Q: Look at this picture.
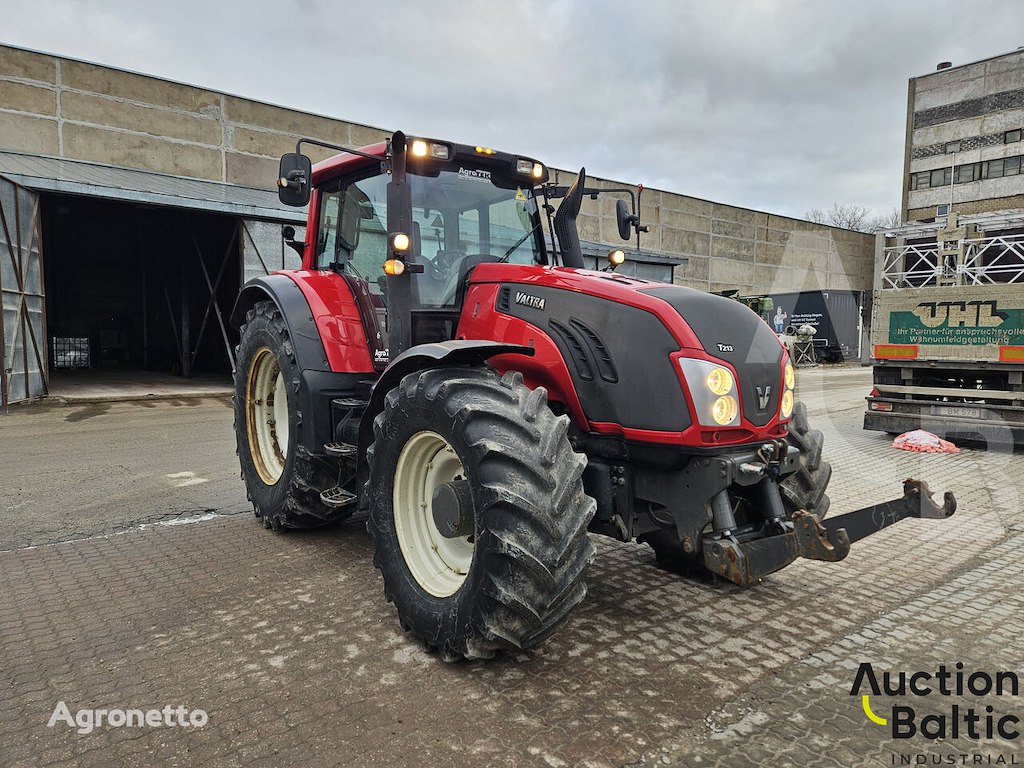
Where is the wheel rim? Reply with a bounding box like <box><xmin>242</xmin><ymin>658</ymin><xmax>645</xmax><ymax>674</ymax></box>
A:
<box><xmin>393</xmin><ymin>431</ymin><xmax>474</xmax><ymax>598</ymax></box>
<box><xmin>246</xmin><ymin>347</ymin><xmax>289</xmax><ymax>485</ymax></box>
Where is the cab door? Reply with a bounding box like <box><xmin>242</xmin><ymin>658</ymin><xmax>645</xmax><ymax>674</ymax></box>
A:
<box><xmin>313</xmin><ymin>171</ymin><xmax>390</xmax><ymax>370</ymax></box>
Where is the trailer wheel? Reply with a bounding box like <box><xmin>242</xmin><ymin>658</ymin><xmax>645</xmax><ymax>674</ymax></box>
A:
<box><xmin>779</xmin><ymin>400</ymin><xmax>832</xmax><ymax>519</ymax></box>
<box><xmin>366</xmin><ymin>367</ymin><xmax>596</xmax><ymax>661</ymax></box>
<box><xmin>233</xmin><ymin>300</ymin><xmax>348</xmax><ymax>530</ymax></box>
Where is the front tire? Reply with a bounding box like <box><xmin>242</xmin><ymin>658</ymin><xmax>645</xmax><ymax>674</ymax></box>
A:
<box><xmin>233</xmin><ymin>300</ymin><xmax>350</xmax><ymax>530</ymax></box>
<box><xmin>366</xmin><ymin>367</ymin><xmax>596</xmax><ymax>661</ymax></box>
<box><xmin>779</xmin><ymin>400</ymin><xmax>831</xmax><ymax>519</ymax></box>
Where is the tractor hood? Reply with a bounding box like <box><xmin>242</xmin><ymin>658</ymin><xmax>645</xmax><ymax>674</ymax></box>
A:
<box><xmin>467</xmin><ymin>264</ymin><xmax>788</xmax><ymax>438</ymax></box>
<box><xmin>640</xmin><ymin>285</ymin><xmax>786</xmax><ymax>427</ymax></box>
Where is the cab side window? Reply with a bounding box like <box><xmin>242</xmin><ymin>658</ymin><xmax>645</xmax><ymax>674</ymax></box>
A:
<box><xmin>315</xmin><ymin>173</ymin><xmax>389</xmax><ymax>296</ymax></box>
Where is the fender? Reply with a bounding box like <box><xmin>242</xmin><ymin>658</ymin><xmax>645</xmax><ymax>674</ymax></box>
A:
<box><xmin>233</xmin><ymin>274</ymin><xmax>368</xmax><ymax>458</ymax></box>
<box><xmin>357</xmin><ymin>340</ymin><xmax>535</xmax><ymax>469</ymax></box>
<box><xmin>230</xmin><ymin>274</ymin><xmax>331</xmax><ymax>372</ymax></box>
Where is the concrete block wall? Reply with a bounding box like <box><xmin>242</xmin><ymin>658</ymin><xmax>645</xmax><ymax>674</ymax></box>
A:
<box><xmin>572</xmin><ymin>174</ymin><xmax>872</xmax><ymax>293</ymax></box>
<box><xmin>0</xmin><ymin>45</ymin><xmax>391</xmax><ymax>186</ymax></box>
<box><xmin>0</xmin><ymin>44</ymin><xmax>873</xmax><ymax>295</ymax></box>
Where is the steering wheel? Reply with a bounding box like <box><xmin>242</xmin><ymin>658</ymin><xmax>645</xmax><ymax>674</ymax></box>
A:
<box><xmin>428</xmin><ymin>249</ymin><xmax>465</xmax><ymax>282</ymax></box>
<box><xmin>439</xmin><ymin>253</ymin><xmax>496</xmax><ymax>306</ymax></box>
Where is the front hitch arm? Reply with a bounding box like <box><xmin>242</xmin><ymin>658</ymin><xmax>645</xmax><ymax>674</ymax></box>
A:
<box><xmin>817</xmin><ymin>478</ymin><xmax>956</xmax><ymax>547</ymax></box>
<box><xmin>703</xmin><ymin>479</ymin><xmax>956</xmax><ymax>586</ymax></box>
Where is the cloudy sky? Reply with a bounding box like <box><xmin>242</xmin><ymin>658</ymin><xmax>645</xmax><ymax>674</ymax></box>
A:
<box><xmin>3</xmin><ymin>1</ymin><xmax>1024</xmax><ymax>220</ymax></box>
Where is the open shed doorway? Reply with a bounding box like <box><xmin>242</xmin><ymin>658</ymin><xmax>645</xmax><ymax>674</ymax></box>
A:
<box><xmin>42</xmin><ymin>195</ymin><xmax>241</xmax><ymax>395</ymax></box>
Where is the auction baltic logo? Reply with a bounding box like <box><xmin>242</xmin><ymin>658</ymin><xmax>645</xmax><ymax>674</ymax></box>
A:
<box><xmin>851</xmin><ymin>662</ymin><xmax>1020</xmax><ymax>765</ymax></box>
<box><xmin>48</xmin><ymin>701</ymin><xmax>208</xmax><ymax>735</ymax></box>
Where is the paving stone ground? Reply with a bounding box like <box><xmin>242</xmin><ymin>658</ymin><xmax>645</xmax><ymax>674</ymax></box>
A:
<box><xmin>1</xmin><ymin>367</ymin><xmax>1021</xmax><ymax>767</ymax></box>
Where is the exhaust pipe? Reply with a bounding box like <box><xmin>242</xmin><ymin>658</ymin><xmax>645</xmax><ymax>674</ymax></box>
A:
<box><xmin>553</xmin><ymin>167</ymin><xmax>586</xmax><ymax>268</ymax></box>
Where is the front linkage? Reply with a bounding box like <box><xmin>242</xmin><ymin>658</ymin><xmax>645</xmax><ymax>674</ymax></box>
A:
<box><xmin>704</xmin><ymin>480</ymin><xmax>957</xmax><ymax>586</ymax></box>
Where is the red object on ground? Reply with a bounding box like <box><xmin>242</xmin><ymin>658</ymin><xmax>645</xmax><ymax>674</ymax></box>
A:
<box><xmin>892</xmin><ymin>429</ymin><xmax>961</xmax><ymax>453</ymax></box>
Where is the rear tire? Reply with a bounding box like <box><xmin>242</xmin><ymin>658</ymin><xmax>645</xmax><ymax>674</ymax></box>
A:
<box><xmin>366</xmin><ymin>367</ymin><xmax>596</xmax><ymax>661</ymax></box>
<box><xmin>233</xmin><ymin>300</ymin><xmax>351</xmax><ymax>530</ymax></box>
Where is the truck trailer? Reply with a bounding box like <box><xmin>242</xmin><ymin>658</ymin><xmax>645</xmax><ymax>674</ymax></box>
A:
<box><xmin>865</xmin><ymin>212</ymin><xmax>1024</xmax><ymax>446</ymax></box>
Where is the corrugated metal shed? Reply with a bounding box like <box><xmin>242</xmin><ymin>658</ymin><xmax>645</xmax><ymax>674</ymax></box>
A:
<box><xmin>0</xmin><ymin>151</ymin><xmax>305</xmax><ymax>223</ymax></box>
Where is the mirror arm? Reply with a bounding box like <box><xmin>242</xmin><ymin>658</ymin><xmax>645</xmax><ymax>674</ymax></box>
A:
<box><xmin>545</xmin><ymin>184</ymin><xmax>636</xmax><ymax>212</ymax></box>
<box><xmin>295</xmin><ymin>138</ymin><xmax>391</xmax><ymax>174</ymax></box>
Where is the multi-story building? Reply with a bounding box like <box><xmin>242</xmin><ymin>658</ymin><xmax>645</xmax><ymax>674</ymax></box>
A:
<box><xmin>903</xmin><ymin>49</ymin><xmax>1024</xmax><ymax>223</ymax></box>
<box><xmin>886</xmin><ymin>49</ymin><xmax>1024</xmax><ymax>287</ymax></box>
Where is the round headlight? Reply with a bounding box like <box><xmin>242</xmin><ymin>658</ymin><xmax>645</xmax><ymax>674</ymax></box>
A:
<box><xmin>712</xmin><ymin>395</ymin><xmax>738</xmax><ymax>425</ymax></box>
<box><xmin>390</xmin><ymin>232</ymin><xmax>410</xmax><ymax>253</ymax></box>
<box><xmin>706</xmin><ymin>367</ymin><xmax>734</xmax><ymax>396</ymax></box>
<box><xmin>784</xmin><ymin>362</ymin><xmax>795</xmax><ymax>390</ymax></box>
<box><xmin>780</xmin><ymin>390</ymin><xmax>795</xmax><ymax>419</ymax></box>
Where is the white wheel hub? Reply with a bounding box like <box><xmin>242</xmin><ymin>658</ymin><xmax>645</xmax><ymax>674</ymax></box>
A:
<box><xmin>247</xmin><ymin>347</ymin><xmax>290</xmax><ymax>485</ymax></box>
<box><xmin>393</xmin><ymin>431</ymin><xmax>474</xmax><ymax>597</ymax></box>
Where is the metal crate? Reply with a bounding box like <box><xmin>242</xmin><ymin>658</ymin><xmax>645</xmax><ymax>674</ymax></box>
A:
<box><xmin>52</xmin><ymin>337</ymin><xmax>91</xmax><ymax>369</ymax></box>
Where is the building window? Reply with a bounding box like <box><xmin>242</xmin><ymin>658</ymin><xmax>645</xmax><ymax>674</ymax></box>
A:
<box><xmin>1005</xmin><ymin>129</ymin><xmax>1022</xmax><ymax>144</ymax></box>
<box><xmin>930</xmin><ymin>168</ymin><xmax>951</xmax><ymax>187</ymax></box>
<box><xmin>986</xmin><ymin>158</ymin><xmax>1004</xmax><ymax>178</ymax></box>
<box><xmin>945</xmin><ymin>141</ymin><xmax>961</xmax><ymax>153</ymax></box>
<box><xmin>955</xmin><ymin>163</ymin><xmax>977</xmax><ymax>183</ymax></box>
<box><xmin>909</xmin><ymin>156</ymin><xmax>1020</xmax><ymax>190</ymax></box>
<box><xmin>910</xmin><ymin>171</ymin><xmax>932</xmax><ymax>190</ymax></box>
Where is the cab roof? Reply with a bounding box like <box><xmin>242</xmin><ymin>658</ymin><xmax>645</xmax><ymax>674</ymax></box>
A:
<box><xmin>311</xmin><ymin>141</ymin><xmax>388</xmax><ymax>184</ymax></box>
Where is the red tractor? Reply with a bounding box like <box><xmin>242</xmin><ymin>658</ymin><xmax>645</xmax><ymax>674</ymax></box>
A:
<box><xmin>231</xmin><ymin>132</ymin><xmax>954</xmax><ymax>661</ymax></box>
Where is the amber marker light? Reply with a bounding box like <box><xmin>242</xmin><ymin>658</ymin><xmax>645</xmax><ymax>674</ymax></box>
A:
<box><xmin>383</xmin><ymin>259</ymin><xmax>405</xmax><ymax>276</ymax></box>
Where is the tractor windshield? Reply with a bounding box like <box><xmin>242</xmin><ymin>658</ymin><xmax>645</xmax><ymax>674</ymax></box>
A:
<box><xmin>409</xmin><ymin>165</ymin><xmax>545</xmax><ymax>306</ymax></box>
<box><xmin>316</xmin><ymin>165</ymin><xmax>544</xmax><ymax>309</ymax></box>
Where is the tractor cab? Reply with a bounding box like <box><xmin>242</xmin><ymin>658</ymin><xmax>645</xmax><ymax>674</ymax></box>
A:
<box><xmin>278</xmin><ymin>133</ymin><xmax>551</xmax><ymax>358</ymax></box>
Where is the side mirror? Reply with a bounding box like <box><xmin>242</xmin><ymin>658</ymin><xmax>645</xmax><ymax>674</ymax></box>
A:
<box><xmin>616</xmin><ymin>199</ymin><xmax>635</xmax><ymax>241</ymax></box>
<box><xmin>277</xmin><ymin>153</ymin><xmax>312</xmax><ymax>207</ymax></box>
